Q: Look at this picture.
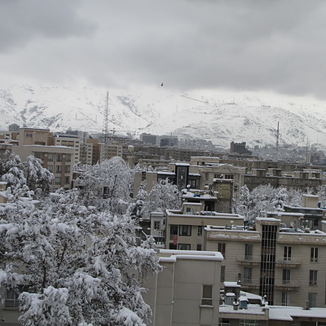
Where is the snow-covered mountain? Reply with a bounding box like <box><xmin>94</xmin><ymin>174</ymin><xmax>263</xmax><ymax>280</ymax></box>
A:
<box><xmin>1</xmin><ymin>84</ymin><xmax>326</xmax><ymax>149</ymax></box>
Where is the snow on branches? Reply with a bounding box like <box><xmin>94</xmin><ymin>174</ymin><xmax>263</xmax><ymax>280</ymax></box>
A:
<box><xmin>0</xmin><ymin>189</ymin><xmax>160</xmax><ymax>325</ymax></box>
<box><xmin>234</xmin><ymin>184</ymin><xmax>303</xmax><ymax>221</ymax></box>
<box><xmin>76</xmin><ymin>157</ymin><xmax>133</xmax><ymax>215</ymax></box>
<box><xmin>0</xmin><ymin>152</ymin><xmax>53</xmax><ymax>196</ymax></box>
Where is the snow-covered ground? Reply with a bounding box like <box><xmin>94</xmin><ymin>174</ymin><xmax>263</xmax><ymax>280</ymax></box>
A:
<box><xmin>1</xmin><ymin>84</ymin><xmax>326</xmax><ymax>148</ymax></box>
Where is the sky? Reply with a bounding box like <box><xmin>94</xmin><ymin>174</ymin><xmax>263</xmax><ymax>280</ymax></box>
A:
<box><xmin>1</xmin><ymin>0</ymin><xmax>326</xmax><ymax>99</ymax></box>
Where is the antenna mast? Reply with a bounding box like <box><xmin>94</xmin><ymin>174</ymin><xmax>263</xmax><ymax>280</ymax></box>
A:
<box><xmin>276</xmin><ymin>121</ymin><xmax>280</xmax><ymax>161</ymax></box>
<box><xmin>103</xmin><ymin>91</ymin><xmax>109</xmax><ymax>144</ymax></box>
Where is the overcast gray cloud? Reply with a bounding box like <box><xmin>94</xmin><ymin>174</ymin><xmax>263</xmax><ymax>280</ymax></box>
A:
<box><xmin>0</xmin><ymin>0</ymin><xmax>326</xmax><ymax>98</ymax></box>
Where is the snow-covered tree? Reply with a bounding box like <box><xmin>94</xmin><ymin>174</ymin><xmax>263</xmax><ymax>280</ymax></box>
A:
<box><xmin>24</xmin><ymin>155</ymin><xmax>54</xmax><ymax>193</ymax></box>
<box><xmin>0</xmin><ymin>152</ymin><xmax>26</xmax><ymax>190</ymax></box>
<box><xmin>76</xmin><ymin>157</ymin><xmax>133</xmax><ymax>214</ymax></box>
<box><xmin>0</xmin><ymin>188</ymin><xmax>160</xmax><ymax>326</ymax></box>
<box><xmin>146</xmin><ymin>179</ymin><xmax>181</xmax><ymax>213</ymax></box>
<box><xmin>130</xmin><ymin>185</ymin><xmax>148</xmax><ymax>220</ymax></box>
<box><xmin>235</xmin><ymin>185</ymin><xmax>303</xmax><ymax>221</ymax></box>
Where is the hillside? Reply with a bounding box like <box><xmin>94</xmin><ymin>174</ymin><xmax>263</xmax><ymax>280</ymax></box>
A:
<box><xmin>1</xmin><ymin>84</ymin><xmax>326</xmax><ymax>148</ymax></box>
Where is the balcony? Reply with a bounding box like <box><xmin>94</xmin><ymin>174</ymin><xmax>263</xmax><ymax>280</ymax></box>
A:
<box><xmin>275</xmin><ymin>281</ymin><xmax>299</xmax><ymax>291</ymax></box>
<box><xmin>275</xmin><ymin>260</ymin><xmax>301</xmax><ymax>268</ymax></box>
<box><xmin>237</xmin><ymin>256</ymin><xmax>260</xmax><ymax>266</ymax></box>
<box><xmin>152</xmin><ymin>230</ymin><xmax>165</xmax><ymax>237</ymax></box>
<box><xmin>241</xmin><ymin>279</ymin><xmax>259</xmax><ymax>290</ymax></box>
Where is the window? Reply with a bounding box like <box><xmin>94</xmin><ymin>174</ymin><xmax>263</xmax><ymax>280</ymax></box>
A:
<box><xmin>311</xmin><ymin>248</ymin><xmax>318</xmax><ymax>262</ymax></box>
<box><xmin>281</xmin><ymin>291</ymin><xmax>289</xmax><ymax>306</ymax></box>
<box><xmin>141</xmin><ymin>171</ymin><xmax>146</xmax><ymax>181</ymax></box>
<box><xmin>56</xmin><ymin>165</ymin><xmax>62</xmax><ymax>173</ymax></box>
<box><xmin>309</xmin><ymin>270</ymin><xmax>318</xmax><ymax>286</ymax></box>
<box><xmin>55</xmin><ymin>177</ymin><xmax>61</xmax><ymax>185</ymax></box>
<box><xmin>179</xmin><ymin>225</ymin><xmax>192</xmax><ymax>236</ymax></box>
<box><xmin>225</xmin><ymin>174</ymin><xmax>234</xmax><ymax>180</ymax></box>
<box><xmin>189</xmin><ymin>179</ymin><xmax>197</xmax><ymax>188</ymax></box>
<box><xmin>177</xmin><ymin>243</ymin><xmax>191</xmax><ymax>250</ymax></box>
<box><xmin>245</xmin><ymin>244</ymin><xmax>253</xmax><ymax>260</ymax></box>
<box><xmin>220</xmin><ymin>266</ymin><xmax>225</xmax><ymax>282</ymax></box>
<box><xmin>284</xmin><ymin>246</ymin><xmax>292</xmax><ymax>261</ymax></box>
<box><xmin>239</xmin><ymin>321</ymin><xmax>259</xmax><ymax>326</ymax></box>
<box><xmin>170</xmin><ymin>225</ymin><xmax>178</xmax><ymax>235</ymax></box>
<box><xmin>197</xmin><ymin>244</ymin><xmax>202</xmax><ymax>251</ymax></box>
<box><xmin>65</xmin><ymin>165</ymin><xmax>70</xmax><ymax>173</ymax></box>
<box><xmin>186</xmin><ymin>207</ymin><xmax>191</xmax><ymax>213</ymax></box>
<box><xmin>5</xmin><ymin>288</ymin><xmax>19</xmax><ymax>308</ymax></box>
<box><xmin>243</xmin><ymin>267</ymin><xmax>252</xmax><ymax>283</ymax></box>
<box><xmin>308</xmin><ymin>292</ymin><xmax>317</xmax><ymax>307</ymax></box>
<box><xmin>201</xmin><ymin>285</ymin><xmax>213</xmax><ymax>305</ymax></box>
<box><xmin>154</xmin><ymin>221</ymin><xmax>160</xmax><ymax>230</ymax></box>
<box><xmin>169</xmin><ymin>243</ymin><xmax>177</xmax><ymax>249</ymax></box>
<box><xmin>282</xmin><ymin>269</ymin><xmax>291</xmax><ymax>284</ymax></box>
<box><xmin>65</xmin><ymin>176</ymin><xmax>70</xmax><ymax>185</ymax></box>
<box><xmin>197</xmin><ymin>226</ymin><xmax>203</xmax><ymax>236</ymax></box>
<box><xmin>218</xmin><ymin>243</ymin><xmax>226</xmax><ymax>258</ymax></box>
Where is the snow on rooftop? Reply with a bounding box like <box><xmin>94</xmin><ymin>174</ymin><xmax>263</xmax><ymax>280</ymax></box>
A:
<box><xmin>266</xmin><ymin>211</ymin><xmax>304</xmax><ymax>216</ymax></box>
<box><xmin>183</xmin><ymin>202</ymin><xmax>202</xmax><ymax>206</ymax></box>
<box><xmin>159</xmin><ymin>249</ymin><xmax>223</xmax><ymax>261</ymax></box>
<box><xmin>224</xmin><ymin>281</ymin><xmax>240</xmax><ymax>288</ymax></box>
<box><xmin>182</xmin><ymin>193</ymin><xmax>217</xmax><ymax>200</ymax></box>
<box><xmin>157</xmin><ymin>171</ymin><xmax>175</xmax><ymax>175</ymax></box>
<box><xmin>268</xmin><ymin>306</ymin><xmax>326</xmax><ymax>321</ymax></box>
<box><xmin>256</xmin><ymin>217</ymin><xmax>281</xmax><ymax>222</ymax></box>
<box><xmin>175</xmin><ymin>163</ymin><xmax>190</xmax><ymax>166</ymax></box>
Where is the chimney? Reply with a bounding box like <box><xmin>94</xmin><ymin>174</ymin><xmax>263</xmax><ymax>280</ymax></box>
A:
<box><xmin>233</xmin><ymin>299</ymin><xmax>239</xmax><ymax>311</ymax></box>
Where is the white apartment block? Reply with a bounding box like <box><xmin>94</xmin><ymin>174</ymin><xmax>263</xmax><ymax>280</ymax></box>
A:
<box><xmin>143</xmin><ymin>249</ymin><xmax>223</xmax><ymax>326</ymax></box>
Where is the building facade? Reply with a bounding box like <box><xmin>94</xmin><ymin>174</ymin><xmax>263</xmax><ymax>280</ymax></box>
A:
<box><xmin>205</xmin><ymin>217</ymin><xmax>326</xmax><ymax>308</ymax></box>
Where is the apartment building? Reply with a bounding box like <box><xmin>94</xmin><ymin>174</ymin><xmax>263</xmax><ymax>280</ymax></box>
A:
<box><xmin>13</xmin><ymin>145</ymin><xmax>74</xmax><ymax>189</ymax></box>
<box><xmin>17</xmin><ymin>128</ymin><xmax>53</xmax><ymax>146</ymax></box>
<box><xmin>166</xmin><ymin>203</ymin><xmax>244</xmax><ymax>251</ymax></box>
<box><xmin>143</xmin><ymin>249</ymin><xmax>223</xmax><ymax>326</ymax></box>
<box><xmin>54</xmin><ymin>134</ymin><xmax>80</xmax><ymax>165</ymax></box>
<box><xmin>205</xmin><ymin>217</ymin><xmax>326</xmax><ymax>308</ymax></box>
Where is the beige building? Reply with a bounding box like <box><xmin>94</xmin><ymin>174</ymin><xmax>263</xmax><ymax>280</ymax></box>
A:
<box><xmin>143</xmin><ymin>249</ymin><xmax>223</xmax><ymax>326</ymax></box>
<box><xmin>80</xmin><ymin>141</ymin><xmax>93</xmax><ymax>165</ymax></box>
<box><xmin>13</xmin><ymin>145</ymin><xmax>74</xmax><ymax>189</ymax></box>
<box><xmin>54</xmin><ymin>134</ymin><xmax>80</xmax><ymax>165</ymax></box>
<box><xmin>166</xmin><ymin>203</ymin><xmax>244</xmax><ymax>251</ymax></box>
<box><xmin>17</xmin><ymin>128</ymin><xmax>53</xmax><ymax>146</ymax></box>
<box><xmin>205</xmin><ymin>217</ymin><xmax>326</xmax><ymax>308</ymax></box>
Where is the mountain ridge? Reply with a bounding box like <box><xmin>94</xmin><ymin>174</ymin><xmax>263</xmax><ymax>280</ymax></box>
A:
<box><xmin>1</xmin><ymin>84</ymin><xmax>326</xmax><ymax>149</ymax></box>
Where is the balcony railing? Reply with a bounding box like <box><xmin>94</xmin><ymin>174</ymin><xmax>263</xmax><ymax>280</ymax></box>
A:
<box><xmin>276</xmin><ymin>260</ymin><xmax>301</xmax><ymax>268</ymax></box>
<box><xmin>275</xmin><ymin>282</ymin><xmax>299</xmax><ymax>291</ymax></box>
<box><xmin>237</xmin><ymin>257</ymin><xmax>260</xmax><ymax>266</ymax></box>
